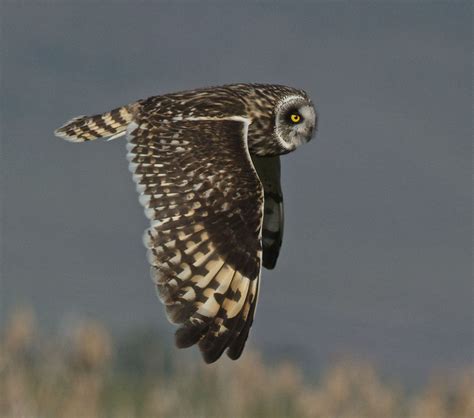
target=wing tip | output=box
[175,322,207,349]
[175,326,224,364]
[173,311,253,364]
[54,128,85,143]
[54,115,88,143]
[262,253,277,270]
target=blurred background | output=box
[1,1,472,417]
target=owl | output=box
[55,83,317,363]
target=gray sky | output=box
[1,1,471,383]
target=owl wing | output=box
[251,156,284,270]
[127,115,264,363]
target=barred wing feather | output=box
[127,117,263,363]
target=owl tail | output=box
[54,104,137,143]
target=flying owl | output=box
[55,83,317,363]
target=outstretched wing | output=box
[127,115,264,363]
[251,156,284,269]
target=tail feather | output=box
[54,104,137,143]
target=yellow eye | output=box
[290,113,301,123]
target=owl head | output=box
[237,84,317,156]
[273,93,316,152]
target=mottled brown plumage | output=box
[55,83,317,363]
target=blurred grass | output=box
[1,307,472,418]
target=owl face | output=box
[274,94,316,152]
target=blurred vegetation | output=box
[1,307,472,418]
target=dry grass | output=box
[1,307,472,418]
